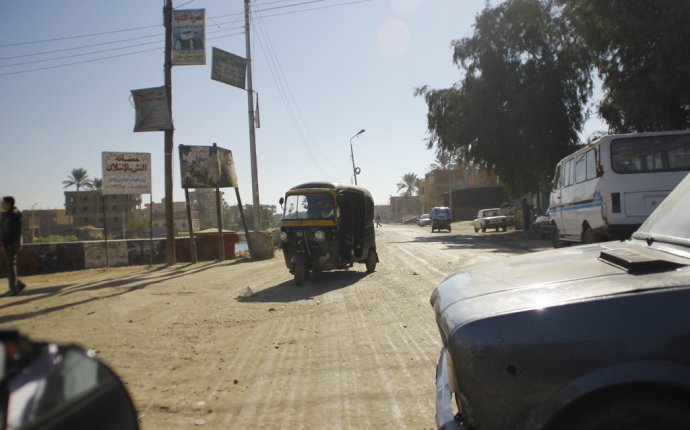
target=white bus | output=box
[549,130,690,247]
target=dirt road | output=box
[0,223,549,429]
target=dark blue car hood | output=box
[431,240,690,342]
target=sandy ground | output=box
[0,222,549,429]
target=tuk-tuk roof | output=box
[289,182,373,200]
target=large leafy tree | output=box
[418,0,592,195]
[561,0,690,132]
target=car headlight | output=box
[314,230,326,242]
[279,231,288,242]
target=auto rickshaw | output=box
[431,206,452,232]
[278,182,378,285]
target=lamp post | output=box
[31,203,37,242]
[349,129,365,185]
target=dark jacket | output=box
[0,208,22,247]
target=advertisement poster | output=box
[131,86,172,132]
[211,47,246,89]
[172,9,206,66]
[179,145,238,189]
[102,152,152,195]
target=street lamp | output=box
[349,129,365,185]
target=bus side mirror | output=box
[279,197,284,208]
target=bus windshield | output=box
[283,192,335,220]
[611,134,690,174]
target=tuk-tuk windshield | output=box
[283,192,336,220]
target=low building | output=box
[423,164,501,220]
[21,209,71,242]
[145,199,200,237]
[64,191,141,239]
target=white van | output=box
[549,130,690,247]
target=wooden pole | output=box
[163,0,176,265]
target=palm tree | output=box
[429,150,453,172]
[89,178,103,191]
[397,172,420,197]
[63,168,91,225]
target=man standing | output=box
[1,196,26,295]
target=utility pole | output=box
[244,0,261,232]
[163,0,176,264]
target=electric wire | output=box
[0,27,242,68]
[251,15,331,178]
[0,0,373,49]
[0,32,243,77]
[252,10,341,171]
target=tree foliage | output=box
[397,172,420,197]
[62,168,92,192]
[418,0,592,195]
[561,0,690,132]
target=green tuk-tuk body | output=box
[279,182,378,285]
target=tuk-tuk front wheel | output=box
[294,264,307,286]
[365,249,378,273]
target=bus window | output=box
[564,159,573,186]
[669,145,690,169]
[611,134,690,173]
[552,165,562,189]
[574,153,587,183]
[586,149,597,180]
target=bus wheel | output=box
[294,264,306,286]
[582,226,595,244]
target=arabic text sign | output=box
[172,9,206,66]
[179,145,238,189]
[211,47,246,89]
[102,152,152,195]
[131,86,172,132]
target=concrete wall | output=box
[0,232,240,277]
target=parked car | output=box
[431,171,690,430]
[532,209,554,240]
[417,213,431,226]
[431,207,452,232]
[473,208,508,232]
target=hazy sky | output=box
[0,0,605,211]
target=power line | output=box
[1,0,374,49]
[0,27,243,68]
[251,15,332,178]
[253,10,341,171]
[0,23,163,48]
[0,32,243,77]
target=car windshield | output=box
[283,192,335,220]
[632,173,690,247]
[482,210,502,217]
[421,214,430,219]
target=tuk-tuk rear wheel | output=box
[294,264,306,286]
[365,249,377,273]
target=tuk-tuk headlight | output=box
[314,230,326,242]
[279,231,288,242]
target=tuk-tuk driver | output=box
[321,199,335,218]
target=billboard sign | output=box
[172,9,206,66]
[102,152,152,195]
[131,86,172,132]
[211,47,246,89]
[179,144,238,189]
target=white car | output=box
[417,213,431,226]
[473,208,508,233]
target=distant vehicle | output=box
[432,168,690,430]
[431,207,452,232]
[473,208,508,233]
[549,130,690,248]
[532,209,554,239]
[417,213,431,226]
[279,182,378,285]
